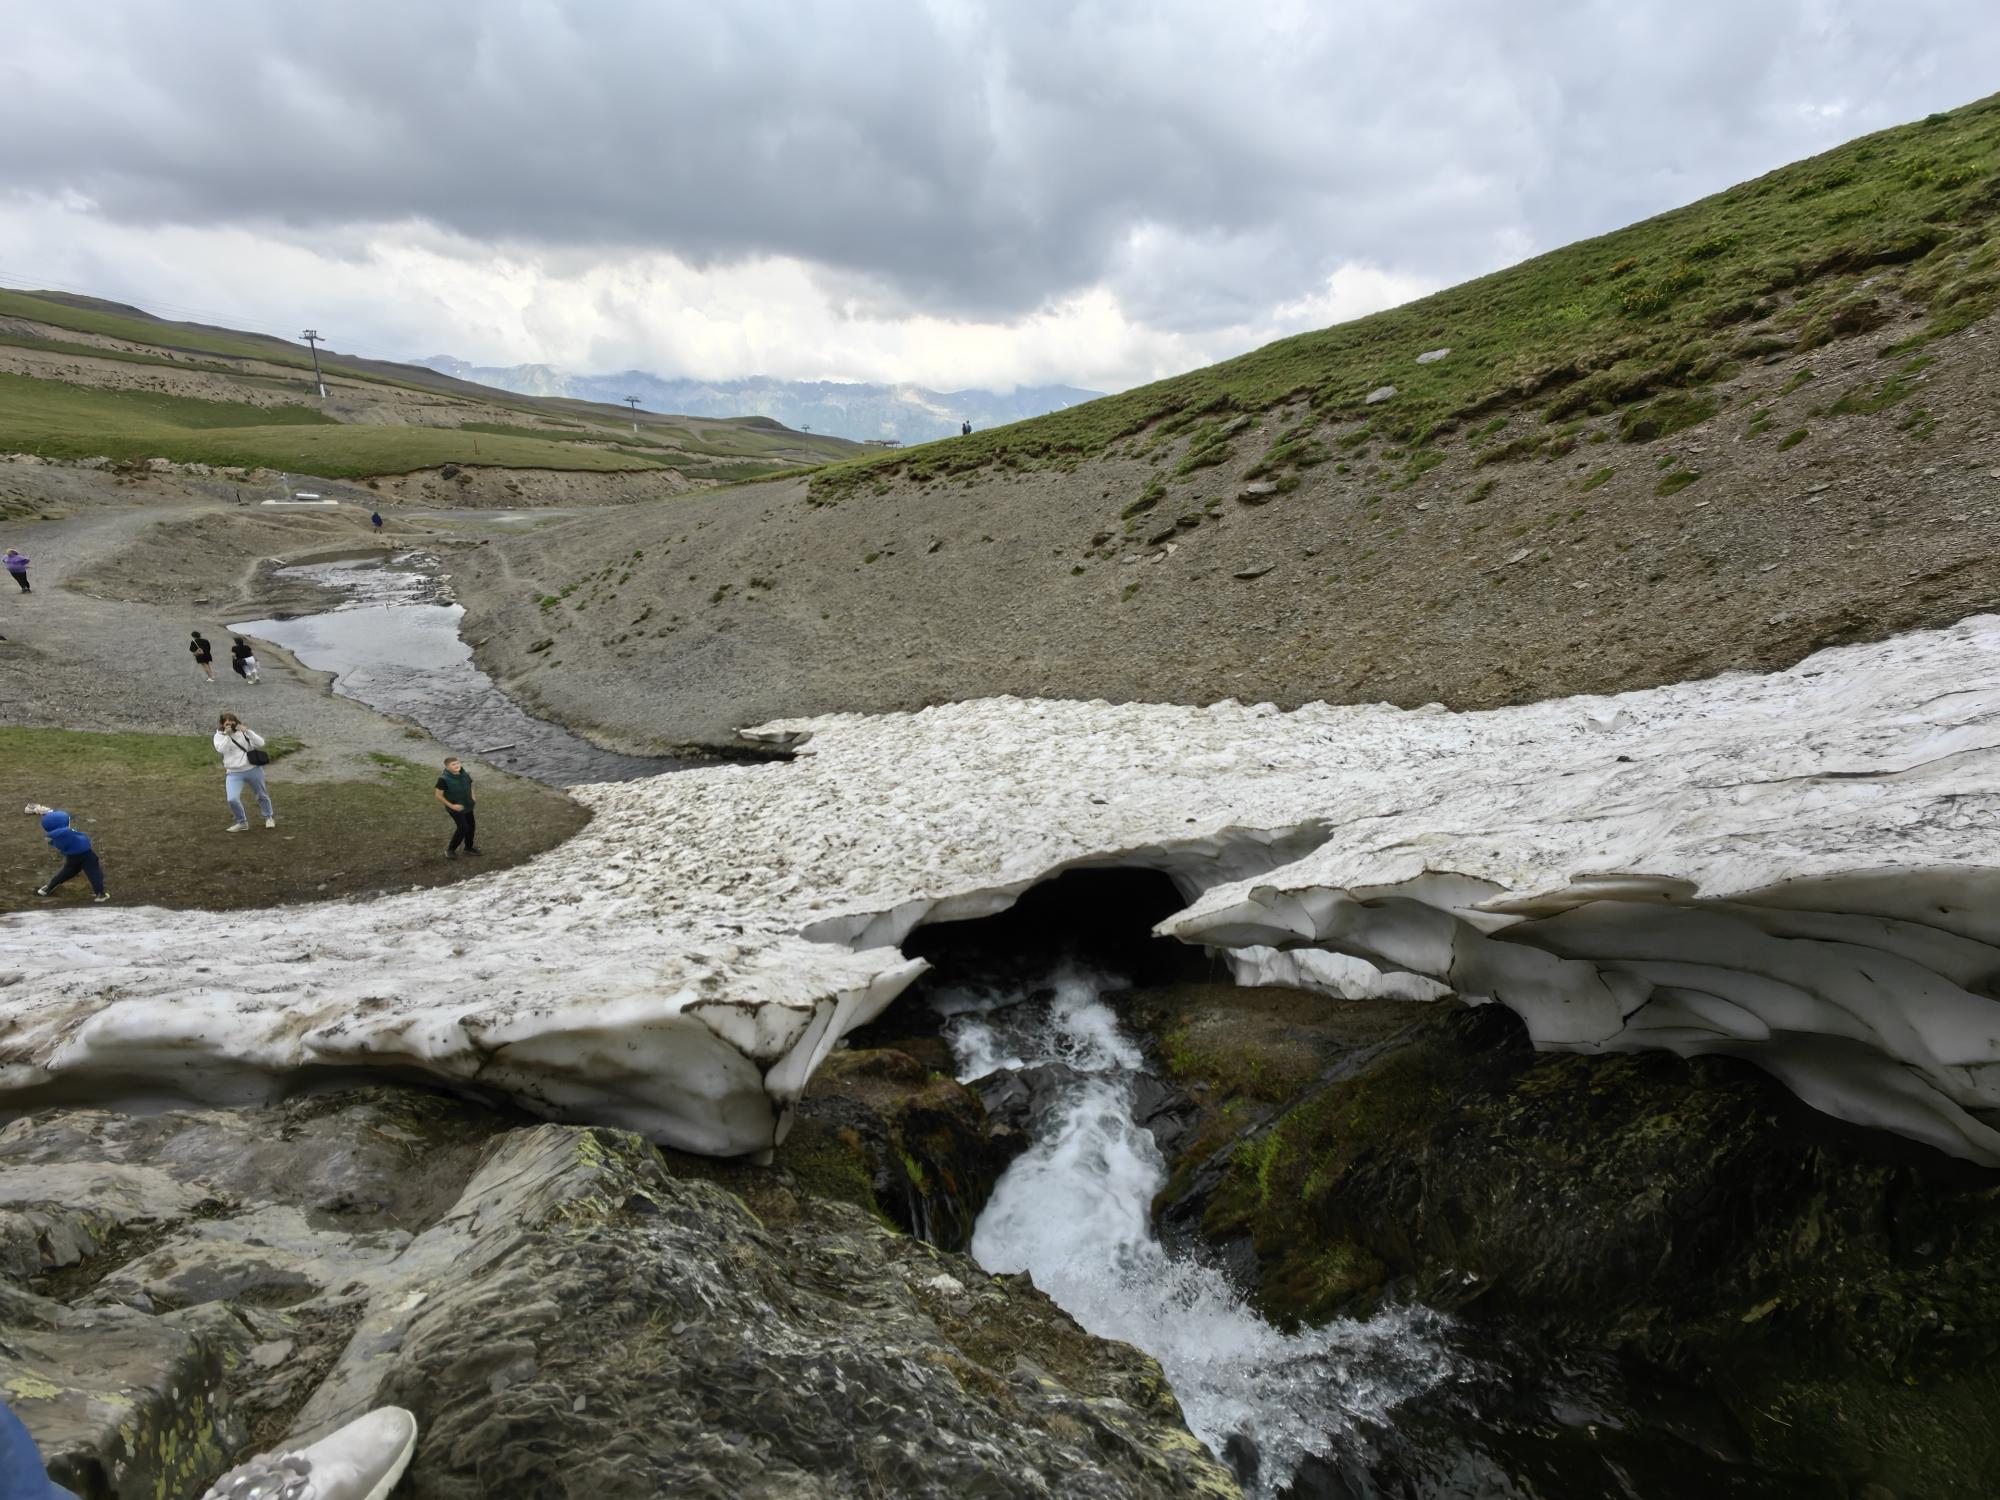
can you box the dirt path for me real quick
[0,471,590,911]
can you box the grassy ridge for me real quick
[1,288,865,478]
[810,93,2000,503]
[0,288,424,391]
[0,373,669,477]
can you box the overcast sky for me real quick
[2,1,1996,392]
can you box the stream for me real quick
[935,961,1457,1498]
[233,552,688,786]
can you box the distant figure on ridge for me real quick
[24,802,109,903]
[961,419,971,436]
[434,755,480,858]
[189,629,216,683]
[4,548,29,593]
[214,712,277,832]
[230,636,261,685]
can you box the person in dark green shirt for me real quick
[434,757,480,858]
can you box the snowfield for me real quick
[3,614,1997,1162]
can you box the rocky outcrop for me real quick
[785,1047,1021,1249]
[1131,985,2000,1499]
[1,1087,1237,1499]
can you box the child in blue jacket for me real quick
[23,804,109,902]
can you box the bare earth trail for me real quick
[0,479,591,914]
[1,495,447,775]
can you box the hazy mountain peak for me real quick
[411,358,1103,443]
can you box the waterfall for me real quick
[940,962,1456,1497]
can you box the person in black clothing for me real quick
[189,630,215,683]
[960,419,971,436]
[434,756,479,858]
[229,636,261,684]
[371,510,384,534]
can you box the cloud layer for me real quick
[2,0,1996,389]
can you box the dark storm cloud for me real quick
[4,0,1997,329]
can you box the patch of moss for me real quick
[1618,392,1718,443]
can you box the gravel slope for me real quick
[450,304,2000,752]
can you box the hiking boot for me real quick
[226,822,249,833]
[34,884,52,897]
[465,846,483,855]
[94,891,110,903]
[265,817,277,828]
[445,847,457,860]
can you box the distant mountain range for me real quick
[412,358,1104,446]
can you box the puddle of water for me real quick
[233,555,686,786]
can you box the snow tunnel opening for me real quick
[906,865,1212,991]
[845,865,1215,1059]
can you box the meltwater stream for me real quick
[938,963,1456,1498]
[234,553,687,786]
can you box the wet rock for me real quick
[295,1123,1238,1498]
[785,1047,1020,1250]
[6,1088,1231,1498]
[1144,994,2000,1497]
[1,1278,239,1500]
[973,1064,1197,1159]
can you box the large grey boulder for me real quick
[2,1090,1238,1499]
[296,1123,1237,1498]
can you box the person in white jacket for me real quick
[214,712,277,832]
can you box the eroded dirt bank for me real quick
[449,306,2000,751]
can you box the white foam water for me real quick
[944,964,1455,1497]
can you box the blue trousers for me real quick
[47,850,104,895]
[226,767,274,823]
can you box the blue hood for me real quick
[40,811,91,856]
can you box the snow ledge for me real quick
[2,614,1997,1161]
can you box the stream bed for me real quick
[234,552,688,786]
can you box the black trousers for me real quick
[48,850,104,894]
[8,571,26,592]
[447,807,477,852]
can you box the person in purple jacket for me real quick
[4,549,28,593]
[23,803,109,902]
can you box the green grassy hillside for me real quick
[0,290,865,481]
[0,373,667,477]
[811,93,2000,503]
